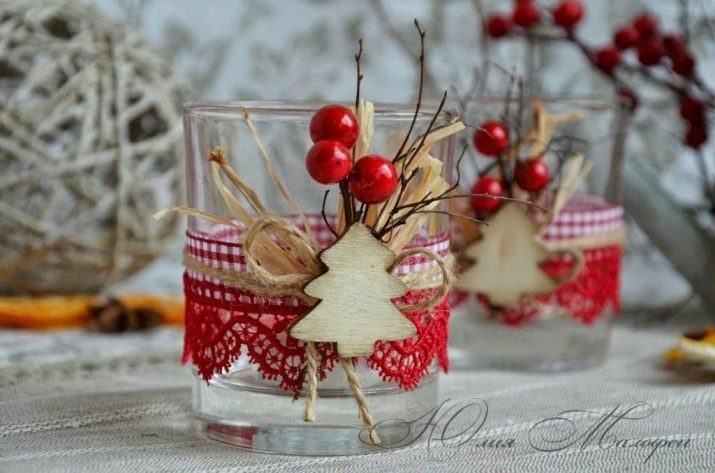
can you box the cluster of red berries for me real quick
[486,0,583,38]
[306,105,398,204]
[486,1,709,150]
[470,120,550,214]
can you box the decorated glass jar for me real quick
[180,101,458,454]
[449,96,626,371]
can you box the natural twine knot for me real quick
[206,147,229,166]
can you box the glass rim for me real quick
[184,100,449,119]
[457,94,625,109]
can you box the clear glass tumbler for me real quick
[449,96,626,371]
[183,101,454,455]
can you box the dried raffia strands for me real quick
[239,108,317,245]
[364,120,465,252]
[336,99,374,234]
[157,102,460,445]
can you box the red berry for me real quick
[470,176,505,213]
[515,158,550,192]
[309,104,359,148]
[486,14,512,38]
[637,38,664,66]
[512,1,540,29]
[632,13,658,39]
[594,46,621,73]
[348,155,398,204]
[305,141,352,185]
[685,125,708,149]
[679,97,705,123]
[473,121,509,157]
[614,26,639,50]
[552,0,584,30]
[672,53,695,76]
[662,34,686,56]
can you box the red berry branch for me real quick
[484,1,714,152]
[468,114,554,216]
[307,21,485,240]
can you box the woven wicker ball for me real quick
[0,0,183,294]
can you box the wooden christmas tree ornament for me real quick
[456,203,581,307]
[290,223,417,357]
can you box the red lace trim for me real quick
[471,245,622,327]
[183,277,449,392]
[182,219,451,393]
[457,194,623,327]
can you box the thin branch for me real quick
[339,181,354,231]
[321,190,338,237]
[404,91,448,170]
[354,38,364,109]
[470,0,491,95]
[394,19,426,162]
[369,0,438,94]
[376,91,448,235]
[413,209,487,225]
[694,148,715,207]
[392,192,542,213]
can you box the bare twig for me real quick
[321,190,338,237]
[339,181,354,231]
[376,91,449,236]
[470,0,492,95]
[354,38,364,110]
[369,0,438,94]
[394,20,427,162]
[413,209,487,225]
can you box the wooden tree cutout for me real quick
[456,203,563,306]
[290,223,416,357]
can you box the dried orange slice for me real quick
[0,295,98,329]
[0,294,183,330]
[677,326,715,364]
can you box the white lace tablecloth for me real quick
[1,322,714,473]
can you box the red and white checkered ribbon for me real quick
[185,215,450,308]
[542,194,623,241]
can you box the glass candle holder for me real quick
[449,96,626,371]
[183,101,454,455]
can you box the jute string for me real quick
[389,248,453,312]
[303,342,319,423]
[341,358,382,445]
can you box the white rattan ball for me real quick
[0,0,183,294]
